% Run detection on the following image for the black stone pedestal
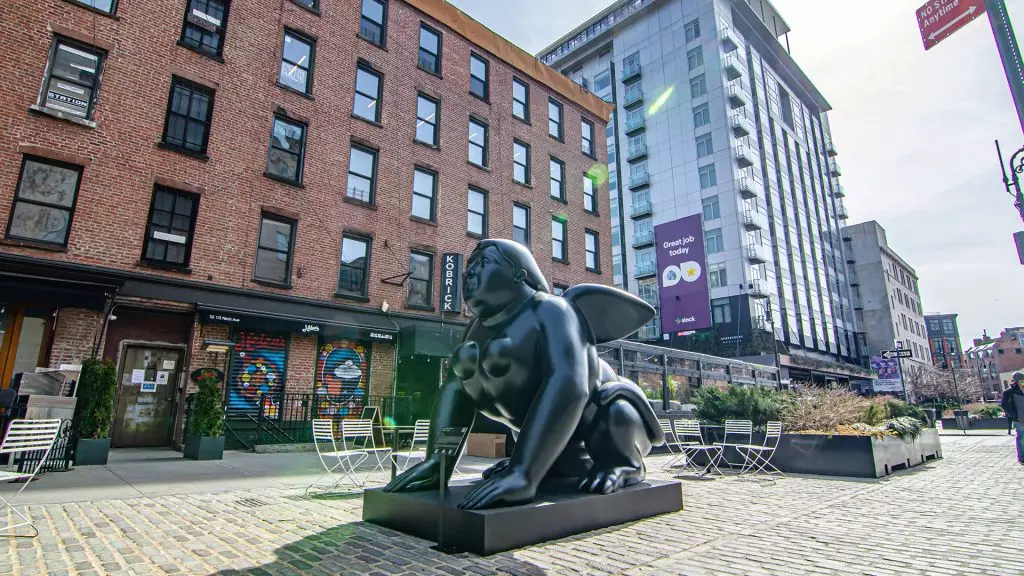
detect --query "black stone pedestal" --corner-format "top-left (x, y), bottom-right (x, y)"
top-left (363, 478), bottom-right (683, 555)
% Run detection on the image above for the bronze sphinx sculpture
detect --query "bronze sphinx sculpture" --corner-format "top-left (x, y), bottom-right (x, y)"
top-left (383, 239), bottom-right (665, 510)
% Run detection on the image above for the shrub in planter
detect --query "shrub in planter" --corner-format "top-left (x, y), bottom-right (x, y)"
top-left (885, 400), bottom-right (929, 426)
top-left (73, 358), bottom-right (117, 465)
top-left (693, 385), bottom-right (792, 425)
top-left (184, 368), bottom-right (226, 461)
top-left (972, 405), bottom-right (1004, 419)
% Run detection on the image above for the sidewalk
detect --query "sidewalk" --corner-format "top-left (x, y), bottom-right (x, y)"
top-left (2, 448), bottom-right (497, 505)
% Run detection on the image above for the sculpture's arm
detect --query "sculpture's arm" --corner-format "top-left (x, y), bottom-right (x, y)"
top-left (508, 301), bottom-right (590, 486)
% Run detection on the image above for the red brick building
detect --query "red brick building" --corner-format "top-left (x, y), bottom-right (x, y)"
top-left (966, 327), bottom-right (1024, 399)
top-left (0, 0), bottom-right (612, 449)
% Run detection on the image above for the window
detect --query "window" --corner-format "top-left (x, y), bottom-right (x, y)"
top-left (513, 204), bottom-right (530, 245)
top-left (702, 195), bottom-right (720, 220)
top-left (279, 30), bottom-right (314, 94)
top-left (779, 88), bottom-right (794, 128)
top-left (408, 251), bottom-right (434, 308)
top-left (467, 187), bottom-right (487, 237)
top-left (411, 167), bottom-right (436, 221)
top-left (552, 218), bottom-right (567, 261)
top-left (550, 157), bottom-right (565, 200)
top-left (623, 52), bottom-right (640, 73)
top-left (292, 0), bottom-right (317, 11)
top-left (684, 18), bottom-right (701, 42)
top-left (583, 175), bottom-right (597, 213)
top-left (693, 103), bottom-right (710, 128)
top-left (712, 298), bottom-right (732, 324)
top-left (180, 0), bottom-right (229, 57)
top-left (553, 284), bottom-right (568, 297)
top-left (690, 74), bottom-right (707, 98)
top-left (415, 94), bottom-right (439, 146)
top-left (582, 119), bottom-right (595, 156)
top-left (699, 164), bottom-right (717, 188)
top-left (687, 46), bottom-right (703, 71)
top-left (162, 77), bottom-right (214, 155)
top-left (470, 53), bottom-right (489, 100)
top-left (68, 0), bottom-right (116, 15)
top-left (254, 215), bottom-right (295, 285)
top-left (5, 156), bottom-right (82, 246)
top-left (627, 133), bottom-right (646, 158)
top-left (468, 118), bottom-right (488, 167)
top-left (142, 186), bottom-right (199, 268)
top-left (548, 99), bottom-right (563, 140)
top-left (40, 39), bottom-right (104, 120)
top-left (512, 78), bottom-right (529, 121)
top-left (418, 24), bottom-right (441, 74)
top-left (514, 140), bottom-right (531, 184)
top-left (705, 228), bottom-right (724, 253)
top-left (585, 230), bottom-right (599, 272)
top-left (353, 63), bottom-right (382, 123)
top-left (696, 133), bottom-right (713, 158)
top-left (709, 263), bottom-right (727, 288)
top-left (338, 235), bottom-right (370, 296)
top-left (594, 71), bottom-right (611, 94)
top-left (266, 116), bottom-right (306, 184)
top-left (346, 144), bottom-right (377, 203)
top-left (359, 0), bottom-right (387, 46)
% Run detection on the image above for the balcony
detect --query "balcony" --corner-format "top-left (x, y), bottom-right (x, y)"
top-left (748, 279), bottom-right (769, 298)
top-left (634, 261), bottom-right (657, 278)
top-left (630, 199), bottom-right (652, 218)
top-left (629, 171), bottom-right (650, 190)
top-left (720, 25), bottom-right (739, 53)
top-left (849, 270), bottom-right (861, 287)
top-left (837, 202), bottom-right (849, 220)
top-left (636, 322), bottom-right (660, 341)
top-left (632, 230), bottom-right (654, 247)
top-left (734, 141), bottom-right (755, 168)
top-left (736, 175), bottom-right (761, 199)
top-left (626, 142), bottom-right (648, 161)
top-left (829, 157), bottom-right (842, 177)
top-left (621, 62), bottom-right (641, 83)
top-left (624, 114), bottom-right (645, 135)
top-left (745, 243), bottom-right (767, 263)
top-left (833, 182), bottom-right (845, 198)
top-left (623, 86), bottom-right (644, 109)
top-left (826, 139), bottom-right (838, 157)
top-left (730, 112), bottom-right (754, 137)
top-left (724, 53), bottom-right (744, 81)
top-left (727, 84), bottom-right (748, 109)
top-left (742, 209), bottom-right (767, 231)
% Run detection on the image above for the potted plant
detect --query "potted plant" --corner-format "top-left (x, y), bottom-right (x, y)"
top-left (73, 358), bottom-right (117, 465)
top-left (184, 368), bottom-right (226, 461)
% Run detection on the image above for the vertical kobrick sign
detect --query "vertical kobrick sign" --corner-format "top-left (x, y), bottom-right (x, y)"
top-left (654, 214), bottom-right (712, 336)
top-left (441, 253), bottom-right (463, 312)
top-left (917, 0), bottom-right (986, 50)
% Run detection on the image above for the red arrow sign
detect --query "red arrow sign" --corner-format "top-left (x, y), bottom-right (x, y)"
top-left (917, 0), bottom-right (986, 50)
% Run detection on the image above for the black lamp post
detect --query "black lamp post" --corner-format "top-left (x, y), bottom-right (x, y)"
top-left (994, 140), bottom-right (1024, 224)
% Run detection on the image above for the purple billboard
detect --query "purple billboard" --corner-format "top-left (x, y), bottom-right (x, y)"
top-left (654, 214), bottom-right (712, 336)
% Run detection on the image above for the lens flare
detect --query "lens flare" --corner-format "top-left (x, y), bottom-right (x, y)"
top-left (587, 163), bottom-right (609, 186)
top-left (647, 85), bottom-right (675, 117)
top-left (383, 416), bottom-right (397, 428)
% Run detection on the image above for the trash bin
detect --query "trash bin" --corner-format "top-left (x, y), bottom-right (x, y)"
top-left (953, 410), bottom-right (970, 434)
top-left (923, 408), bottom-right (937, 428)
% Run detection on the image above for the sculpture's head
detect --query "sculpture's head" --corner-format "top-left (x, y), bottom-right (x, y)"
top-left (464, 239), bottom-right (550, 318)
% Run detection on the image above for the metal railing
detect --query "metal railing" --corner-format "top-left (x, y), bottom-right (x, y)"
top-left (630, 199), bottom-right (652, 217)
top-left (625, 114), bottom-right (645, 133)
top-left (634, 262), bottom-right (656, 277)
top-left (539, 0), bottom-right (657, 66)
top-left (629, 171), bottom-right (650, 188)
top-left (627, 142), bottom-right (647, 160)
top-left (633, 230), bottom-right (654, 246)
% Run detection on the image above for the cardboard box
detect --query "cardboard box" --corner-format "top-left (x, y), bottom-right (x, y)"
top-left (466, 433), bottom-right (506, 458)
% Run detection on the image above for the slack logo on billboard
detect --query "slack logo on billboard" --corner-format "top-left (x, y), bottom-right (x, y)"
top-left (654, 214), bottom-right (713, 335)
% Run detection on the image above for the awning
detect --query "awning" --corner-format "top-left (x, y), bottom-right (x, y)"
top-left (0, 260), bottom-right (121, 311)
top-left (197, 303), bottom-right (398, 343)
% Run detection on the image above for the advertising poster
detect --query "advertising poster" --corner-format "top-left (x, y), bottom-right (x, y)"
top-left (870, 355), bottom-right (903, 392)
top-left (654, 214), bottom-right (712, 336)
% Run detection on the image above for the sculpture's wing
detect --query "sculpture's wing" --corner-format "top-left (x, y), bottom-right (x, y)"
top-left (563, 284), bottom-right (656, 344)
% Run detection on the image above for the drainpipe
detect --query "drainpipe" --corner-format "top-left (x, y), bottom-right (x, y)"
top-left (91, 288), bottom-right (120, 359)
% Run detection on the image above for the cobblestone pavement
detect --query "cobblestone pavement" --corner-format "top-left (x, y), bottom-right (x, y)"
top-left (2, 435), bottom-right (1019, 576)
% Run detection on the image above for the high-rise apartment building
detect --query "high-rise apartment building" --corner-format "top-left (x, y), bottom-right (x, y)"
top-left (539, 0), bottom-right (862, 381)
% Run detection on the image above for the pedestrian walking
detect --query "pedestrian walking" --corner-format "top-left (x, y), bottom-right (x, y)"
top-left (1000, 372), bottom-right (1024, 463)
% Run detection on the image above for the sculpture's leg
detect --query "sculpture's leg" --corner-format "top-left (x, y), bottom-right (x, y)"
top-left (579, 398), bottom-right (651, 494)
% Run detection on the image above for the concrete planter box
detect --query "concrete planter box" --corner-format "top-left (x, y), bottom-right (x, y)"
top-left (773, 429), bottom-right (942, 478)
top-left (183, 434), bottom-right (225, 461)
top-left (74, 438), bottom-right (110, 466)
top-left (940, 417), bottom-right (1009, 430)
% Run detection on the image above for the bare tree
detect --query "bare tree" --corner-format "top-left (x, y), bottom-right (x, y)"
top-left (910, 364), bottom-right (983, 405)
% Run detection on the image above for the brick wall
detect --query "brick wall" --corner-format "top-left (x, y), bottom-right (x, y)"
top-left (48, 308), bottom-right (104, 367)
top-left (369, 342), bottom-right (396, 398)
top-left (0, 1), bottom-right (612, 326)
top-left (285, 334), bottom-right (317, 395)
top-left (186, 322), bottom-right (230, 394)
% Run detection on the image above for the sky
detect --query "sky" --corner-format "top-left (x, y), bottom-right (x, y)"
top-left (449, 0), bottom-right (1024, 348)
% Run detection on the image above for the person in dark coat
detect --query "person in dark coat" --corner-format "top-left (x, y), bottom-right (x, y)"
top-left (1000, 372), bottom-right (1024, 463)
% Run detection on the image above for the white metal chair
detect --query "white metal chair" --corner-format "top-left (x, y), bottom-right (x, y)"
top-left (736, 421), bottom-right (784, 480)
top-left (391, 420), bottom-right (430, 473)
top-left (659, 418), bottom-right (693, 469)
top-left (341, 418), bottom-right (392, 478)
top-left (669, 419), bottom-right (724, 476)
top-left (308, 419), bottom-right (368, 492)
top-left (715, 419), bottom-right (753, 468)
top-left (1, 419), bottom-right (62, 537)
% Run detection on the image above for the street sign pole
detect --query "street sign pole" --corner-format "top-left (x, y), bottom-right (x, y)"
top-left (896, 355), bottom-right (909, 403)
top-left (985, 0), bottom-right (1024, 134)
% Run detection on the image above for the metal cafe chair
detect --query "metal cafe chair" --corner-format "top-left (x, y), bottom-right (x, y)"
top-left (659, 418), bottom-right (695, 470)
top-left (341, 418), bottom-right (392, 479)
top-left (0, 419), bottom-right (62, 537)
top-left (671, 419), bottom-right (724, 477)
top-left (308, 419), bottom-right (368, 492)
top-left (714, 419), bottom-right (753, 468)
top-left (391, 419), bottom-right (430, 473)
top-left (736, 421), bottom-right (785, 480)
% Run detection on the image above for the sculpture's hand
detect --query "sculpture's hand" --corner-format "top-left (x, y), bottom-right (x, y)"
top-left (382, 459), bottom-right (440, 492)
top-left (481, 458), bottom-right (510, 479)
top-left (457, 468), bottom-right (535, 510)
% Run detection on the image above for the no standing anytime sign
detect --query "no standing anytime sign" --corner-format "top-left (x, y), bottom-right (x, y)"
top-left (917, 0), bottom-right (987, 51)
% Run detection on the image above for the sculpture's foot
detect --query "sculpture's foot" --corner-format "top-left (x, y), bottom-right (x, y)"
top-left (482, 458), bottom-right (510, 479)
top-left (577, 463), bottom-right (645, 494)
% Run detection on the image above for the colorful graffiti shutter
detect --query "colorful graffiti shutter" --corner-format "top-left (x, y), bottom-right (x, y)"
top-left (228, 331), bottom-right (288, 416)
top-left (314, 340), bottom-right (371, 419)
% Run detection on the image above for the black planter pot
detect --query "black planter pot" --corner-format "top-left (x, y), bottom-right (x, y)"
top-left (74, 438), bottom-right (111, 466)
top-left (183, 434), bottom-right (225, 460)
